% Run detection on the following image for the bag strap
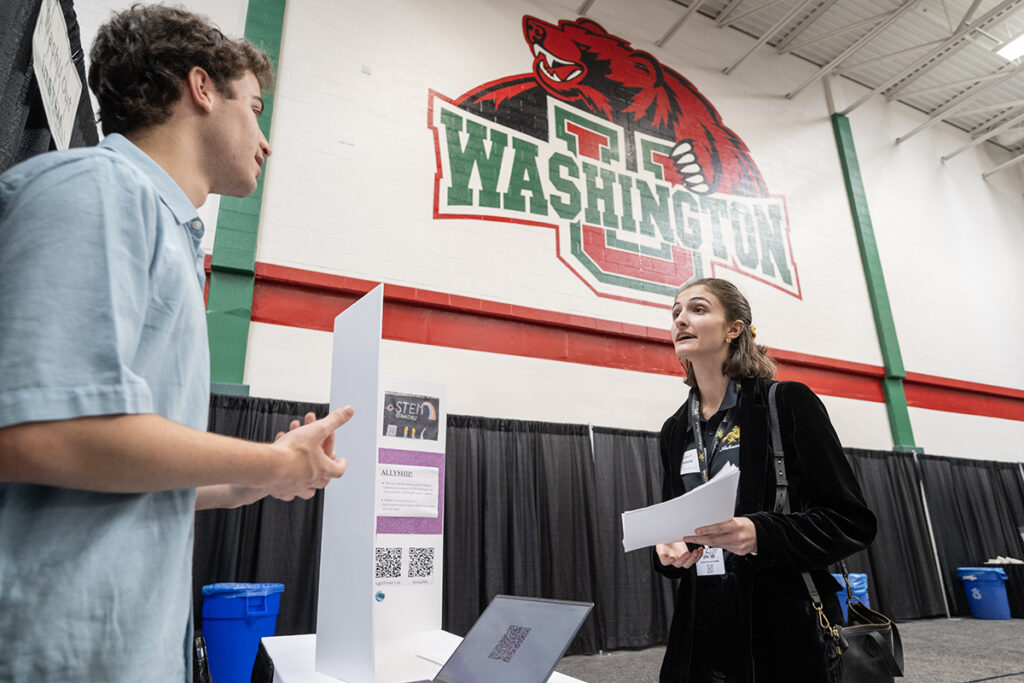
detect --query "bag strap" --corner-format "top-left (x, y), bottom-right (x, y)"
top-left (767, 383), bottom-right (790, 515)
top-left (769, 383), bottom-right (840, 643)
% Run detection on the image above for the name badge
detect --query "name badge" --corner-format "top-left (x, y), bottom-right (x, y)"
top-left (680, 448), bottom-right (700, 475)
top-left (696, 547), bottom-right (726, 576)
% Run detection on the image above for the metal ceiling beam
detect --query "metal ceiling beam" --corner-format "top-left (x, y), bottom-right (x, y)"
top-left (724, 0), bottom-right (816, 75)
top-left (716, 0), bottom-right (749, 27)
top-left (784, 10), bottom-right (892, 53)
top-left (955, 0), bottom-right (985, 33)
top-left (942, 109), bottom-right (1024, 161)
top-left (577, 0), bottom-right (596, 16)
top-left (655, 0), bottom-right (710, 47)
top-left (840, 0), bottom-right (1024, 115)
top-left (775, 0), bottom-right (840, 52)
top-left (785, 0), bottom-right (925, 100)
top-left (725, 0), bottom-right (787, 27)
top-left (961, 98), bottom-right (1024, 118)
top-left (898, 70), bottom-right (1014, 99)
top-left (837, 39), bottom-right (944, 75)
top-left (884, 0), bottom-right (1024, 101)
top-left (896, 62), bottom-right (1024, 143)
top-left (968, 102), bottom-right (1024, 134)
top-left (982, 151), bottom-right (1024, 178)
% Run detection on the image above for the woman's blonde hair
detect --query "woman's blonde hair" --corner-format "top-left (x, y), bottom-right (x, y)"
top-left (677, 278), bottom-right (776, 387)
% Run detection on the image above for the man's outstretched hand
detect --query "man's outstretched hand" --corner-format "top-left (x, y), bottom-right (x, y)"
top-left (268, 406), bottom-right (354, 501)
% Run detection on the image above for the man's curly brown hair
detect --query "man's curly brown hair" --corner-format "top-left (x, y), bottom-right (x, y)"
top-left (88, 4), bottom-right (274, 136)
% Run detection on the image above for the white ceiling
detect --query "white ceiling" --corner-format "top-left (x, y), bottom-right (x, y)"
top-left (582, 0), bottom-right (1024, 176)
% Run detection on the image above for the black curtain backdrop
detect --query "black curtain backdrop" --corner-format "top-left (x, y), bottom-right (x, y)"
top-left (843, 449), bottom-right (947, 620)
top-left (194, 395), bottom-right (330, 636)
top-left (442, 415), bottom-right (601, 655)
top-left (590, 426), bottom-right (676, 649)
top-left (193, 395), bottom-right (1024, 652)
top-left (918, 454), bottom-right (1024, 615)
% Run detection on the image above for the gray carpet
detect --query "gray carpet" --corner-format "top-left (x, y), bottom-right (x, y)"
top-left (555, 618), bottom-right (1024, 682)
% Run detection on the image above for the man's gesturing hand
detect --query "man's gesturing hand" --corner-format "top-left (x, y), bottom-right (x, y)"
top-left (268, 406), bottom-right (354, 501)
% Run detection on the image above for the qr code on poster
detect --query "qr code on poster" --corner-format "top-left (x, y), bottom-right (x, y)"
top-left (408, 547), bottom-right (434, 578)
top-left (488, 625), bottom-right (531, 663)
top-left (375, 547), bottom-right (402, 579)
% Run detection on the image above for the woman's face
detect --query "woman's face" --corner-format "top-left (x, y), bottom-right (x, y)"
top-left (671, 285), bottom-right (736, 363)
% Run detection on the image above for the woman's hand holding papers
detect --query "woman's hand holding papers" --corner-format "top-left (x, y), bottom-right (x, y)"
top-left (683, 516), bottom-right (758, 556)
top-left (656, 541), bottom-right (704, 568)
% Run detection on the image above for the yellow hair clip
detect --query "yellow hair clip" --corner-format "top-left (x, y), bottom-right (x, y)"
top-left (749, 325), bottom-right (757, 340)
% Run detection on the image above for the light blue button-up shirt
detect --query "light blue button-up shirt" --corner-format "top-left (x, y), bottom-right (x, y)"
top-left (0, 134), bottom-right (210, 682)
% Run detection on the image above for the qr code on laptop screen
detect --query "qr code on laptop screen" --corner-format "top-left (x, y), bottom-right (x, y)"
top-left (488, 625), bottom-right (531, 663)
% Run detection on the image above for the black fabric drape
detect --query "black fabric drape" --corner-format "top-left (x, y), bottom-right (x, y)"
top-left (193, 395), bottom-right (329, 636)
top-left (441, 415), bottom-right (601, 654)
top-left (590, 426), bottom-right (676, 649)
top-left (918, 454), bottom-right (1024, 615)
top-left (0, 0), bottom-right (98, 174)
top-left (842, 448), bottom-right (947, 620)
top-left (195, 393), bottom-right (1024, 651)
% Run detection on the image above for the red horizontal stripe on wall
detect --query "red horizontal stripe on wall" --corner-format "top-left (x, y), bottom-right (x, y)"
top-left (905, 372), bottom-right (1024, 422)
top-left (241, 262), bottom-right (1022, 421)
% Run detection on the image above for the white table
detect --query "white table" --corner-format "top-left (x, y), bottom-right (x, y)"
top-left (261, 631), bottom-right (585, 683)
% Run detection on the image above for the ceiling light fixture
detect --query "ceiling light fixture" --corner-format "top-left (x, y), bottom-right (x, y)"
top-left (996, 32), bottom-right (1024, 61)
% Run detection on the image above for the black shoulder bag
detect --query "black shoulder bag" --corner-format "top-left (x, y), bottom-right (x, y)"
top-left (767, 382), bottom-right (904, 682)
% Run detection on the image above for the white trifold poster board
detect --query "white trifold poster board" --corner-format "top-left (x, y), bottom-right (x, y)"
top-left (316, 285), bottom-right (448, 682)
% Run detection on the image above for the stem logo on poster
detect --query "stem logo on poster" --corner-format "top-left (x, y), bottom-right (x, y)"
top-left (383, 392), bottom-right (440, 441)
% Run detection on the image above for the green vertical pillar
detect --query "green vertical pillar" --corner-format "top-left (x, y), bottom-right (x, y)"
top-left (831, 113), bottom-right (916, 450)
top-left (206, 0), bottom-right (286, 394)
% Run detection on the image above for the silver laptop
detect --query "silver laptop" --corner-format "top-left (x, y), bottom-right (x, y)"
top-left (411, 595), bottom-right (593, 683)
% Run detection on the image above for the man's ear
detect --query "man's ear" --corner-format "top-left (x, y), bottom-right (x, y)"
top-left (184, 66), bottom-right (216, 113)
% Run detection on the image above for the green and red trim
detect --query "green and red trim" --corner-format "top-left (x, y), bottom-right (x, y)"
top-left (203, 258), bottom-right (1024, 423)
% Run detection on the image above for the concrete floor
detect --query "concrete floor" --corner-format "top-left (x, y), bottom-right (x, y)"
top-left (555, 618), bottom-right (1024, 682)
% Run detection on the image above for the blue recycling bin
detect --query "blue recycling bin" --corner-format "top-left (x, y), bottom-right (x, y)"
top-left (831, 572), bottom-right (870, 623)
top-left (202, 583), bottom-right (284, 683)
top-left (957, 567), bottom-right (1011, 619)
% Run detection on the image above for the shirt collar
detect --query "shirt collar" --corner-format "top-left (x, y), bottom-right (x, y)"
top-left (688, 378), bottom-right (741, 422)
top-left (720, 378), bottom-right (740, 411)
top-left (99, 133), bottom-right (201, 228)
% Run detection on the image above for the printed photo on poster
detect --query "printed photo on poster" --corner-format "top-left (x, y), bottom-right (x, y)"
top-left (383, 392), bottom-right (440, 441)
top-left (379, 378), bottom-right (447, 453)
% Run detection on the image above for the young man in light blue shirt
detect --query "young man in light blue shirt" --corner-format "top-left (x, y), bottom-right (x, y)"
top-left (0, 6), bottom-right (352, 681)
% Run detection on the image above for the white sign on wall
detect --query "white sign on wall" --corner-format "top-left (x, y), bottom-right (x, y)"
top-left (32, 0), bottom-right (82, 150)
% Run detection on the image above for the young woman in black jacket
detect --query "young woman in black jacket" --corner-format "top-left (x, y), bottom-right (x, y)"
top-left (653, 278), bottom-right (877, 682)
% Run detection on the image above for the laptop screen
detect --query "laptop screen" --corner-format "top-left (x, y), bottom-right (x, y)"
top-left (433, 595), bottom-right (593, 683)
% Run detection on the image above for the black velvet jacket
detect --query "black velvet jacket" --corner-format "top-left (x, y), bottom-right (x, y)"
top-left (653, 378), bottom-right (877, 682)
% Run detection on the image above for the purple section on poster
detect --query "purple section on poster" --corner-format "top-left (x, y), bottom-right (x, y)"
top-left (376, 448), bottom-right (444, 534)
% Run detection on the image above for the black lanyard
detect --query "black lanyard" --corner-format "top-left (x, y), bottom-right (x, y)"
top-left (688, 389), bottom-right (738, 484)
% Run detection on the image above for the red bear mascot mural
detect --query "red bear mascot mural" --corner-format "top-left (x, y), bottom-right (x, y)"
top-left (458, 16), bottom-right (767, 197)
top-left (429, 16), bottom-right (799, 305)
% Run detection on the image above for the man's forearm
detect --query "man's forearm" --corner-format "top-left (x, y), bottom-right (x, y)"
top-left (0, 413), bottom-right (278, 493)
top-left (195, 484), bottom-right (267, 510)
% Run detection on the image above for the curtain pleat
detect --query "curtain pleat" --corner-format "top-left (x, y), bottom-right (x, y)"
top-left (591, 426), bottom-right (677, 649)
top-left (442, 415), bottom-right (601, 654)
top-left (918, 454), bottom-right (1024, 615)
top-left (843, 449), bottom-right (947, 620)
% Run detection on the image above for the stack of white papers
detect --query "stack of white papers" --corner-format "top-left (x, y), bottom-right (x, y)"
top-left (620, 463), bottom-right (740, 552)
